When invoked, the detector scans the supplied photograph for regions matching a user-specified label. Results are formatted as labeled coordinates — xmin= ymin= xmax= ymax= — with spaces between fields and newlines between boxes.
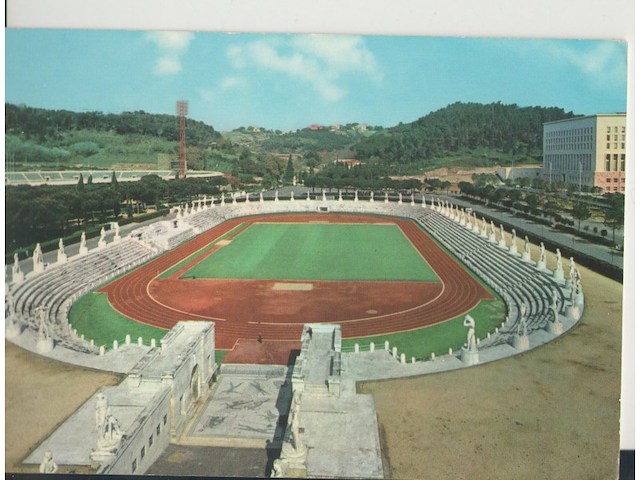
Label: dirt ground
xmin=360 ymin=257 xmax=623 ymax=480
xmin=4 ymin=343 xmax=123 ymax=473
xmin=5 ymin=245 xmax=624 ymax=478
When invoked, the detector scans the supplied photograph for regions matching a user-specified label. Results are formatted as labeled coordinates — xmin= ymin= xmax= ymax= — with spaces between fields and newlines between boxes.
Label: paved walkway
xmin=438 ymin=194 xmax=624 ymax=269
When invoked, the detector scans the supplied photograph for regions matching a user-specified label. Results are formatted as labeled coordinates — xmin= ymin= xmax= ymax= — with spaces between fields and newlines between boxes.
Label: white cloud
xmin=198 ymin=89 xmax=215 ymax=102
xmin=226 ymin=35 xmax=381 ymax=102
xmin=544 ymin=41 xmax=626 ymax=85
xmin=146 ymin=31 xmax=194 ymax=54
xmin=154 ymin=57 xmax=182 ymax=75
xmin=221 ymin=76 xmax=248 ymax=90
xmin=146 ymin=31 xmax=195 ymax=76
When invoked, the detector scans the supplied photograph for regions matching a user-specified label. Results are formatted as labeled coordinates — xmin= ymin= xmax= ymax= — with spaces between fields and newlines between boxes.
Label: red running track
xmin=100 ymin=213 xmax=492 ymax=350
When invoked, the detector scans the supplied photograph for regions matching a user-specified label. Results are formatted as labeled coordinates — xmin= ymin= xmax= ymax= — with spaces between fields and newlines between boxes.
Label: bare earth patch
xmin=5 ymin=342 xmax=123 ymax=473
xmin=359 ymin=261 xmax=622 ymax=479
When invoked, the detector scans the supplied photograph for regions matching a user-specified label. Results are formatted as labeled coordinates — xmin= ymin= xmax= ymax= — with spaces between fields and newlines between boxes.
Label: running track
xmin=100 ymin=213 xmax=492 ymax=350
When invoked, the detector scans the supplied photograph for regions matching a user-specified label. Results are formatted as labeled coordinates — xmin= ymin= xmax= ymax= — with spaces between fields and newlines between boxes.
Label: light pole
xmin=578 ymin=161 xmax=582 ymax=195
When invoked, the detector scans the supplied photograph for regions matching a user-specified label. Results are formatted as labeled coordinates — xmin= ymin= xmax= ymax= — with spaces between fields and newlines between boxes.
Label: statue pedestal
xmin=460 ymin=347 xmax=479 ymax=366
xmin=488 ymin=233 xmax=496 ymax=243
xmin=6 ymin=322 xmax=22 ymax=339
xmin=564 ymin=305 xmax=581 ymax=320
xmin=546 ymin=321 xmax=563 ymax=335
xmin=113 ymin=235 xmax=121 ymax=244
xmin=12 ymin=271 xmax=24 ymax=285
xmin=498 ymin=239 xmax=507 ymax=249
xmin=553 ymin=268 xmax=565 ymax=284
xmin=33 ymin=263 xmax=45 ymax=274
xmin=57 ymin=252 xmax=68 ymax=264
xmin=280 ymin=443 xmax=307 ymax=477
xmin=521 ymin=251 xmax=531 ymax=263
xmin=36 ymin=337 xmax=55 ymax=354
xmin=79 ymin=246 xmax=89 ymax=257
xmin=512 ymin=334 xmax=529 ymax=350
xmin=97 ymin=240 xmax=107 ymax=250
xmin=509 ymin=245 xmax=519 ymax=256
xmin=536 ymin=260 xmax=547 ymax=271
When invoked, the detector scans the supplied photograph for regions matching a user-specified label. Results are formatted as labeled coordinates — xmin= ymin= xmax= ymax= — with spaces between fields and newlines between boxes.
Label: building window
xmin=607 ymin=126 xmax=611 ymax=133
xmin=132 ymin=460 xmax=138 ymax=473
xmin=613 ymin=178 xmax=618 ymax=183
xmin=614 ymin=143 xmax=618 ymax=149
xmin=613 ymin=154 xmax=619 ymax=171
xmin=621 ymin=154 xmax=625 ymax=171
xmin=614 ymin=126 xmax=618 ymax=133
xmin=614 ymin=187 xmax=618 ymax=192
xmin=606 ymin=178 xmax=611 ymax=183
xmin=622 ymin=143 xmax=625 ymax=149
xmin=614 ymin=135 xmax=618 ymax=141
xmin=605 ymin=154 xmax=611 ymax=171
xmin=141 ymin=446 xmax=146 ymax=459
xmin=149 ymin=435 xmax=154 ymax=447
xmin=164 ymin=414 xmax=168 ymax=425
xmin=157 ymin=424 xmax=161 ymax=436
xmin=607 ymin=135 xmax=610 ymax=141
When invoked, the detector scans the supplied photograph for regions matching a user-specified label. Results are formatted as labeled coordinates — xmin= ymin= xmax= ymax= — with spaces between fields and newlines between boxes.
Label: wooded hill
xmin=5 ymin=102 xmax=576 ymax=175
xmin=350 ymin=102 xmax=576 ymax=167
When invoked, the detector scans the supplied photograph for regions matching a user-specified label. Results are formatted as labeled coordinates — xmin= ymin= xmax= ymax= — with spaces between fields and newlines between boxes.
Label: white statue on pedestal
xmin=537 ymin=242 xmax=547 ymax=270
xmin=57 ymin=238 xmax=68 ymax=264
xmin=98 ymin=227 xmax=107 ymax=249
xmin=354 ymin=190 xmax=359 ymax=202
xmin=35 ymin=305 xmax=54 ymax=353
xmin=113 ymin=223 xmax=121 ymax=243
xmin=398 ymin=192 xmax=403 ymax=204
xmin=510 ymin=229 xmax=519 ymax=255
xmin=463 ymin=315 xmax=476 ymax=350
xmin=39 ymin=451 xmax=58 ymax=474
xmin=95 ymin=393 xmax=109 ymax=431
xmin=32 ymin=243 xmax=44 ymax=274
xmin=12 ymin=253 xmax=24 ymax=284
xmin=96 ymin=408 xmax=124 ymax=452
xmin=79 ymin=231 xmax=88 ymax=256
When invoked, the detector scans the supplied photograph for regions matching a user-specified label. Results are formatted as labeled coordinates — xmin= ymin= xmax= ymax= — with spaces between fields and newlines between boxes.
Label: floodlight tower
xmin=176 ymin=100 xmax=189 ymax=178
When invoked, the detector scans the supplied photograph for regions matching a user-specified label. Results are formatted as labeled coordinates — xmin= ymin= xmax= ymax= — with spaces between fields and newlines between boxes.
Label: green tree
xmin=571 ymin=201 xmax=591 ymax=231
xmin=283 ymin=154 xmax=295 ymax=185
xmin=604 ymin=194 xmax=625 ymax=245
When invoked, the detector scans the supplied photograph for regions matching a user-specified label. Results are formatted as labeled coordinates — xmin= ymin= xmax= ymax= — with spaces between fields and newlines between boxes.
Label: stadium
xmin=6 ymin=192 xmax=615 ymax=478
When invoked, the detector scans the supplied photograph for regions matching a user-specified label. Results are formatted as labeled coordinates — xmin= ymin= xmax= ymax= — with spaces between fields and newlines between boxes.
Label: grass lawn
xmin=68 ymin=292 xmax=166 ymax=348
xmin=181 ymin=223 xmax=439 ymax=282
xmin=341 ymin=298 xmax=505 ymax=359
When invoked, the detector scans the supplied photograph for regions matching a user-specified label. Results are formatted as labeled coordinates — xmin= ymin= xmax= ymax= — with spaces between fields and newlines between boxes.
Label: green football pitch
xmin=181 ymin=223 xmax=439 ymax=282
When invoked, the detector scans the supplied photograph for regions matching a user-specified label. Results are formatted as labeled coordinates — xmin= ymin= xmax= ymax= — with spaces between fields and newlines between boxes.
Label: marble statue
xmin=398 ymin=192 xmax=403 ymax=204
xmin=290 ymin=191 xmax=295 ymax=201
xmin=79 ymin=231 xmax=88 ymax=256
xmin=98 ymin=227 xmax=107 ymax=249
xmin=97 ymin=408 xmax=124 ymax=452
xmin=370 ymin=191 xmax=375 ymax=202
xmin=524 ymin=236 xmax=530 ymax=254
xmin=354 ymin=190 xmax=359 ymax=201
xmin=95 ymin=393 xmax=109 ymax=431
xmin=39 ymin=451 xmax=58 ymax=474
xmin=271 ymin=459 xmax=284 ymax=478
xmin=463 ymin=315 xmax=476 ymax=349
xmin=12 ymin=253 xmax=22 ymax=278
xmin=32 ymin=243 xmax=44 ymax=273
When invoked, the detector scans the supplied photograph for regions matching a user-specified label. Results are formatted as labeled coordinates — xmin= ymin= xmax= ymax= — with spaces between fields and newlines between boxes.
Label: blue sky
xmin=5 ymin=30 xmax=628 ymax=131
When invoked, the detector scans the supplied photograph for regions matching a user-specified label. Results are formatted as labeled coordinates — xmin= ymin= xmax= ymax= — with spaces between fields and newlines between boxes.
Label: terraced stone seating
xmin=9 ymin=238 xmax=155 ymax=352
xmin=418 ymin=208 xmax=569 ymax=347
